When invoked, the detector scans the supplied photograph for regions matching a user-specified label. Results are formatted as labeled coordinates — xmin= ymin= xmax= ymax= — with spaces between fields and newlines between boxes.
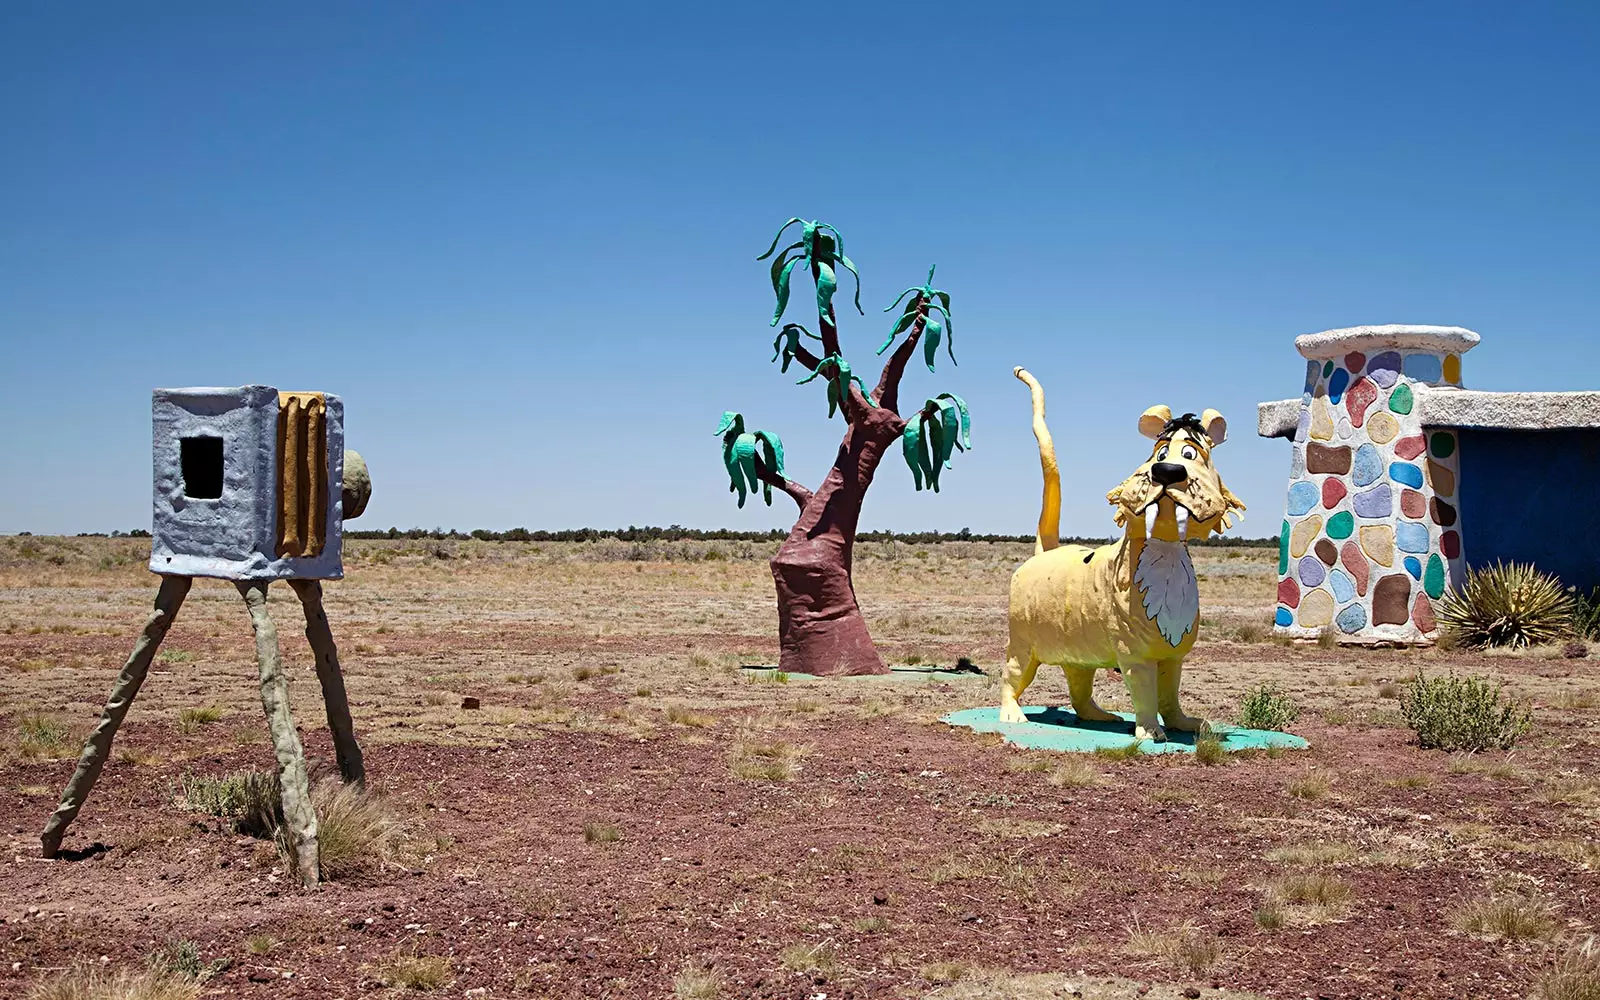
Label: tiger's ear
xmin=1138 ymin=405 xmax=1171 ymax=440
xmin=1200 ymin=408 xmax=1227 ymax=446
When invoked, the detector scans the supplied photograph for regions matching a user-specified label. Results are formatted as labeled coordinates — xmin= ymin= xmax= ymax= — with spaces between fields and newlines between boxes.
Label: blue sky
xmin=3 ymin=3 xmax=1597 ymax=537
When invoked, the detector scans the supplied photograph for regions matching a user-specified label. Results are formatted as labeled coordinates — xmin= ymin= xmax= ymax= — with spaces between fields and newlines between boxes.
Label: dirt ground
xmin=2 ymin=535 xmax=1598 ymax=999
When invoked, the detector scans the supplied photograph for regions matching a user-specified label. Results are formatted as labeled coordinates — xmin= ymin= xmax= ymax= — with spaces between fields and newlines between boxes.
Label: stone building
xmin=1258 ymin=325 xmax=1600 ymax=642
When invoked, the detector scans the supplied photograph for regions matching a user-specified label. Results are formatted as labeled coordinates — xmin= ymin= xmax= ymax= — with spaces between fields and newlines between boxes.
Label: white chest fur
xmin=1135 ymin=539 xmax=1199 ymax=646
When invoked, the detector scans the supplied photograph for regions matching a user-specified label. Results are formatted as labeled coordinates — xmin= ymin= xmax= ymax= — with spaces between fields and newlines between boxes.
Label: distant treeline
xmin=337 ymin=524 xmax=1278 ymax=548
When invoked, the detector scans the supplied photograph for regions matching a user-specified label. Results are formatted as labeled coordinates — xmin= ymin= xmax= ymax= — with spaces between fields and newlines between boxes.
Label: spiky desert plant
xmin=1437 ymin=562 xmax=1575 ymax=649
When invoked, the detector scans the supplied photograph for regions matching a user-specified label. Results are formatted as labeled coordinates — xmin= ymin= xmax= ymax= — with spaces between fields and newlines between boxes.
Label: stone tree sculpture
xmin=717 ymin=218 xmax=971 ymax=676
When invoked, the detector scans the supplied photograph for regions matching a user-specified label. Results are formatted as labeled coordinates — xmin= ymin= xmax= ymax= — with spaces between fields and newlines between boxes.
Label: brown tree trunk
xmin=769 ymin=403 xmax=902 ymax=676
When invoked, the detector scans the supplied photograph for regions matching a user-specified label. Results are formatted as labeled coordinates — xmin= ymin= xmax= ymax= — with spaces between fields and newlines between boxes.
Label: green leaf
xmin=814 ymin=260 xmax=838 ymax=319
xmin=924 ymin=415 xmax=944 ymax=491
xmin=732 ymin=433 xmax=761 ymax=507
xmin=755 ymin=429 xmax=785 ymax=478
xmin=815 ymin=223 xmax=845 ymax=261
xmin=934 ymin=398 xmax=953 ymax=467
xmin=883 ymin=286 xmax=923 ymax=313
xmin=901 ymin=422 xmax=925 ymax=491
xmin=826 ymin=379 xmax=840 ymax=419
xmin=755 ymin=217 xmax=806 ymax=259
xmin=769 ymin=243 xmax=804 ymax=296
xmin=935 ymin=290 xmax=951 ymax=314
xmin=937 ymin=393 xmax=972 ymax=451
xmin=771 ymin=256 xmax=801 ymax=326
xmin=922 ymin=317 xmax=944 ymax=372
xmin=714 ymin=411 xmax=743 ymax=437
xmin=836 ymin=254 xmax=863 ymax=316
xmin=878 ymin=310 xmax=918 ymax=355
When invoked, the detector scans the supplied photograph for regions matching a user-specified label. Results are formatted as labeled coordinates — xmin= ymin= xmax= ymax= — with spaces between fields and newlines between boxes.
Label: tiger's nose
xmin=1152 ymin=462 xmax=1188 ymax=486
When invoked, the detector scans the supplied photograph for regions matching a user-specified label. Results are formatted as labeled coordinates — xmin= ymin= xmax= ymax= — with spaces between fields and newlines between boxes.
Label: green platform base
xmin=940 ymin=705 xmax=1309 ymax=754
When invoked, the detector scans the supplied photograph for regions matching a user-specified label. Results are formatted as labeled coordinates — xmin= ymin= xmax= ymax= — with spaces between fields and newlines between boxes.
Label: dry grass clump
xmin=730 ymin=739 xmax=802 ymax=781
xmin=920 ymin=960 xmax=973 ymax=983
xmin=1193 ymin=725 xmax=1226 ymax=766
xmin=175 ymin=706 xmax=223 ymax=733
xmin=26 ymin=966 xmax=199 ymax=1000
xmin=1046 ymin=757 xmax=1100 ymax=787
xmin=852 ymin=915 xmax=891 ymax=933
xmin=373 ymin=949 xmax=453 ymax=991
xmin=1286 ymin=773 xmax=1332 ymax=800
xmin=1126 ymin=918 xmax=1222 ymax=974
xmin=304 ymin=780 xmax=399 ymax=879
xmin=1451 ymin=890 xmax=1560 ymax=941
xmin=584 ymin=821 xmax=622 ymax=844
xmin=1540 ymin=936 xmax=1600 ymax=1000
xmin=1094 ymin=740 xmax=1146 ymax=762
xmin=1265 ymin=841 xmax=1357 ymax=866
xmin=778 ymin=940 xmax=838 ymax=978
xmin=672 ymin=960 xmax=723 ymax=999
xmin=16 ymin=711 xmax=75 ymax=759
xmin=1267 ymin=872 xmax=1352 ymax=923
xmin=666 ymin=705 xmax=716 ymax=728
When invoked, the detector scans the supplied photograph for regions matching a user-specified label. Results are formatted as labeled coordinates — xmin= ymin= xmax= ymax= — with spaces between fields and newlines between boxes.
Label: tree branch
xmin=753 ymin=454 xmax=813 ymax=511
xmin=873 ymin=299 xmax=928 ymax=414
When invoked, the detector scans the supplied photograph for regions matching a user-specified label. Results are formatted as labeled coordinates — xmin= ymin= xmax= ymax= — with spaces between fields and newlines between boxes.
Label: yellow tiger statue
xmin=1000 ymin=367 xmax=1245 ymax=741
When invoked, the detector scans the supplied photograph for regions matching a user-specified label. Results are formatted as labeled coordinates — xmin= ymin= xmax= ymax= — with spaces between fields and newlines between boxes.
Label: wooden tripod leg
xmin=287 ymin=579 xmax=365 ymax=786
xmin=40 ymin=575 xmax=193 ymax=858
xmin=237 ymin=580 xmax=321 ymax=885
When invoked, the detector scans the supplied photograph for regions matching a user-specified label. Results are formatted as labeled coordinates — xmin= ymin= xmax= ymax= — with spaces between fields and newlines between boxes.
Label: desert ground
xmin=2 ymin=535 xmax=1598 ymax=999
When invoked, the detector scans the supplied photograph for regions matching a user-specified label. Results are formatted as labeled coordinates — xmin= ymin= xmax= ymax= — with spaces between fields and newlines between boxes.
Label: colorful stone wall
xmin=1273 ymin=334 xmax=1470 ymax=642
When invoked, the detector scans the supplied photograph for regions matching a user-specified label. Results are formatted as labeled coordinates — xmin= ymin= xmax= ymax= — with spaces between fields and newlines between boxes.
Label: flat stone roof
xmin=1258 ymin=387 xmax=1600 ymax=438
xmin=1294 ymin=325 xmax=1479 ymax=360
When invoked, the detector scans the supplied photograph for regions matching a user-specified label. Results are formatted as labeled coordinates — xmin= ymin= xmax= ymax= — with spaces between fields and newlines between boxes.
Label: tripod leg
xmin=41 ymin=575 xmax=192 ymax=858
xmin=237 ymin=580 xmax=321 ymax=885
xmin=287 ymin=579 xmax=365 ymax=786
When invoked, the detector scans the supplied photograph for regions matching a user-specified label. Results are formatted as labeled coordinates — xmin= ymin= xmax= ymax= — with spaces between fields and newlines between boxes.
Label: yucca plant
xmin=1437 ymin=562 xmax=1575 ymax=649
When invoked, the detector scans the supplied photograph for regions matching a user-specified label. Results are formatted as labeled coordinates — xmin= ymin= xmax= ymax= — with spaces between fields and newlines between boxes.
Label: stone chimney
xmin=1260 ymin=326 xmax=1476 ymax=642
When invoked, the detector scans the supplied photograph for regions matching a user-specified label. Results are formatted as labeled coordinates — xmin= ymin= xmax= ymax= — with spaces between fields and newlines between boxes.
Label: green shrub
xmin=177 ymin=770 xmax=281 ymax=836
xmin=1438 ymin=562 xmax=1574 ymax=648
xmin=1237 ymin=684 xmax=1300 ymax=731
xmin=1400 ymin=671 xmax=1532 ymax=751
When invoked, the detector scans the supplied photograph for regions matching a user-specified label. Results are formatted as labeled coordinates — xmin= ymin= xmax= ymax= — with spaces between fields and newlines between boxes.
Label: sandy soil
xmin=2 ymin=536 xmax=1598 ymax=998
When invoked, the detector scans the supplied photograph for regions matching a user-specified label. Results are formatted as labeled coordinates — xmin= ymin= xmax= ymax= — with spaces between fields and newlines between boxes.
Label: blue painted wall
xmin=1458 ymin=428 xmax=1600 ymax=592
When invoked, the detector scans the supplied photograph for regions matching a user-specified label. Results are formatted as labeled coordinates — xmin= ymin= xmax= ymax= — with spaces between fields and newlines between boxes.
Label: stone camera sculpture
xmin=39 ymin=386 xmax=372 ymax=884
xmin=715 ymin=218 xmax=971 ymax=676
xmin=999 ymin=368 xmax=1245 ymax=741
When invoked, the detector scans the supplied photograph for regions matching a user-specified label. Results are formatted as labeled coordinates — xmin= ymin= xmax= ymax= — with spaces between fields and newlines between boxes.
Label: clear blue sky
xmin=3 ymin=3 xmax=1597 ymax=537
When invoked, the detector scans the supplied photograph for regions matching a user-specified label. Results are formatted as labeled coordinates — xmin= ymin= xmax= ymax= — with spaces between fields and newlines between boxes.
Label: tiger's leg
xmin=1121 ymin=660 xmax=1166 ymax=742
xmin=1065 ymin=665 xmax=1118 ymax=722
xmin=1157 ymin=658 xmax=1205 ymax=732
xmin=999 ymin=646 xmax=1040 ymax=725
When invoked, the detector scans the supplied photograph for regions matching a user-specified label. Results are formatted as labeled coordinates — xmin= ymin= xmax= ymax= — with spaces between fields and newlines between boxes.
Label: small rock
xmin=1185 ymin=989 xmax=1202 ymax=999
xmin=872 ymin=894 xmax=888 ymax=906
xmin=248 ymin=971 xmax=275 ymax=983
xmin=461 ymin=696 xmax=481 ymax=710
